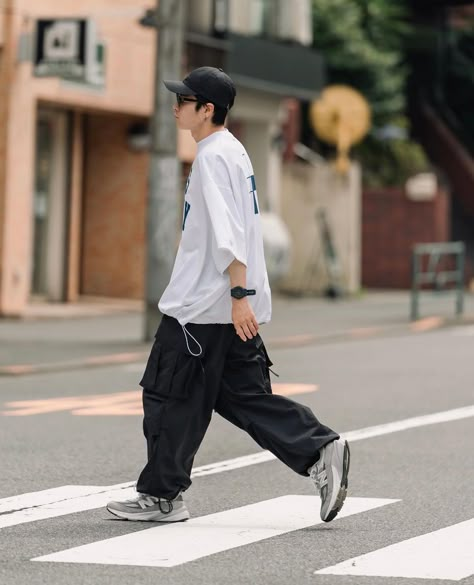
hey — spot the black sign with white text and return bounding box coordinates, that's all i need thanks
[34,19,87,80]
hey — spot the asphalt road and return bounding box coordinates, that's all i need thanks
[1,324,473,585]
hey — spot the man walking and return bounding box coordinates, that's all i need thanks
[107,67,350,524]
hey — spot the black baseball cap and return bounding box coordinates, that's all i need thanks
[164,66,236,111]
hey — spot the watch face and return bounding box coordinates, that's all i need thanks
[231,286,246,299]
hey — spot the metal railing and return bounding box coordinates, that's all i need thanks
[411,241,465,321]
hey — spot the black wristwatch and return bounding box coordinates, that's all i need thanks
[231,286,256,300]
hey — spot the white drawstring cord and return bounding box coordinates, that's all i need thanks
[182,325,203,357]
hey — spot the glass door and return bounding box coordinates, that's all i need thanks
[31,109,70,301]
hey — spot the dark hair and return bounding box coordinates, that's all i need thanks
[195,101,229,126]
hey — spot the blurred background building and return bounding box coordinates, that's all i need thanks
[0,0,328,316]
[0,0,473,317]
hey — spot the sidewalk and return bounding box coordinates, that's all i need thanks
[1,291,473,376]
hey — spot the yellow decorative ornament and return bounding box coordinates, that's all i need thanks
[309,85,371,174]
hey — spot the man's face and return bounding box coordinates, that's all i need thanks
[173,94,212,131]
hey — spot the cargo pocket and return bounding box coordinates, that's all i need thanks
[140,340,198,401]
[139,339,163,390]
[168,350,201,400]
[255,336,273,394]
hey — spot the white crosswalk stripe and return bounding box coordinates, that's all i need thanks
[32,497,398,567]
[315,518,474,581]
[2,405,473,577]
[0,485,136,530]
[1,404,473,529]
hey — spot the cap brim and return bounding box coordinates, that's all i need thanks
[163,80,196,95]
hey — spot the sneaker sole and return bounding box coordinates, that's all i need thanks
[323,440,350,523]
[106,505,190,522]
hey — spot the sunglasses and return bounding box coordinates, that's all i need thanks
[176,94,200,106]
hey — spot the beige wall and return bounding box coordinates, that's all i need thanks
[0,30,11,312]
[279,161,361,294]
[0,29,35,314]
[234,88,283,213]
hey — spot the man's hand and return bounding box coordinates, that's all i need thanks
[232,298,259,341]
[227,258,258,340]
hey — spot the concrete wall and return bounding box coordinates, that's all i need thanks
[233,88,283,213]
[279,161,361,295]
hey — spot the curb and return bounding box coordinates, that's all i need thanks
[1,315,473,377]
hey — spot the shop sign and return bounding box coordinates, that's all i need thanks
[33,19,104,87]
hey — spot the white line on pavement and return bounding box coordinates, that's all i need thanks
[1,404,472,528]
[0,484,130,515]
[32,497,398,567]
[341,403,474,443]
[0,486,137,529]
[315,517,474,581]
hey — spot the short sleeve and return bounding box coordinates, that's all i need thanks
[197,153,247,273]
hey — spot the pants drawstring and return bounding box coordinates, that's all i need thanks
[182,325,203,357]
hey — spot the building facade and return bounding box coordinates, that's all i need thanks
[0,0,324,316]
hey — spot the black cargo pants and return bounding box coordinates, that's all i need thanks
[136,315,339,499]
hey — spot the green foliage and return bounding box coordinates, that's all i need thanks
[311,0,411,124]
[354,120,431,187]
[310,0,431,186]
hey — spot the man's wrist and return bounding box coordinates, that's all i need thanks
[230,286,256,300]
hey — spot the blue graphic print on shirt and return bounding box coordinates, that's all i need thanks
[182,168,192,231]
[247,174,259,214]
[182,201,191,231]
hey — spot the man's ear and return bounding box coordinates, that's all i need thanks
[205,103,215,116]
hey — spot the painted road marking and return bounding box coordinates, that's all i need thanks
[0,485,136,529]
[316,518,474,581]
[0,485,117,515]
[341,403,474,443]
[1,404,472,528]
[0,384,318,416]
[410,316,444,332]
[1,391,142,417]
[32,497,398,567]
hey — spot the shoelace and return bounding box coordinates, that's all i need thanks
[134,494,174,514]
[309,465,328,492]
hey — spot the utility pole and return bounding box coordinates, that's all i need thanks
[144,0,185,341]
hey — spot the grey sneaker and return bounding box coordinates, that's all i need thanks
[106,493,190,522]
[308,439,350,522]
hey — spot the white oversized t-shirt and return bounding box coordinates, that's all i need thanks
[159,129,272,325]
